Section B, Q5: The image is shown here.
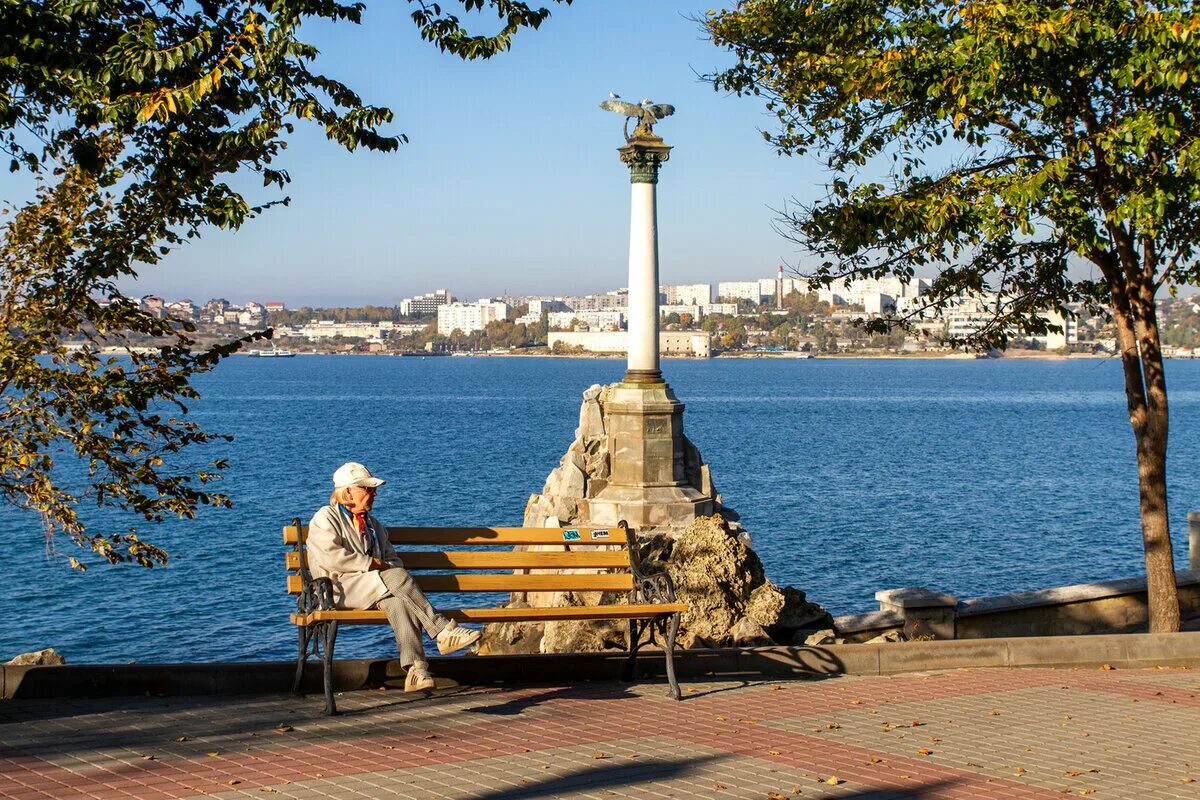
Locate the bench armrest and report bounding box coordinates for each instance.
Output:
[298,576,335,613]
[632,565,678,605]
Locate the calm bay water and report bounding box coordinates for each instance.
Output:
[3,355,1198,663]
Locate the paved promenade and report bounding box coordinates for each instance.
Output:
[1,666,1197,799]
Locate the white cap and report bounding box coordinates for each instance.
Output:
[332,462,386,489]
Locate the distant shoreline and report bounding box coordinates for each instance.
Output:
[241,349,1125,361]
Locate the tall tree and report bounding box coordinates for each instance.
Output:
[1,0,569,568]
[707,0,1200,630]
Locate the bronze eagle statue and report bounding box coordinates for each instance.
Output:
[600,98,675,139]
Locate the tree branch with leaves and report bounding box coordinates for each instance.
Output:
[707,0,1200,631]
[0,0,570,568]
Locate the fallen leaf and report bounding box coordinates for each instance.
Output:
[257,790,279,795]
[227,780,241,786]
[911,720,924,727]
[274,724,294,733]
[1065,771,1084,777]
[173,736,187,743]
[423,734,438,740]
[768,750,782,756]
[716,715,727,721]
[899,774,911,779]
[850,699,862,705]
[711,783,726,790]
[869,757,884,764]
[206,752,220,757]
[791,785,802,795]
[824,723,841,730]
[989,709,1000,716]
[824,776,843,785]
[1063,714,1071,720]
[772,685,782,691]
[917,748,932,756]
[1101,664,1114,671]
[768,793,788,800]
[593,753,609,759]
[1183,777,1195,783]
[740,719,759,725]
[382,744,394,750]
[1013,767,1026,777]
[1078,790,1095,796]
[140,755,155,761]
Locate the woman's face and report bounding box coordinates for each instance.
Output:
[343,485,377,514]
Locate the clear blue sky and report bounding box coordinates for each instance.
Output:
[103,1,831,307]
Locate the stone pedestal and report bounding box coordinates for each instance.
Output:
[587,380,711,528]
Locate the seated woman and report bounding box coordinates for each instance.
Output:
[306,461,480,692]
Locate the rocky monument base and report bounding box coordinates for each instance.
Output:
[478,384,831,655]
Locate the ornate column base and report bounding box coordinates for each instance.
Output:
[587,380,713,529]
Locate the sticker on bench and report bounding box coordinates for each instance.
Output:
[590,529,610,540]
[562,529,581,541]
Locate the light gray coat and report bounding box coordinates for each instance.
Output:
[306,504,404,610]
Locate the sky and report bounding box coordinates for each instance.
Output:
[91,2,837,307]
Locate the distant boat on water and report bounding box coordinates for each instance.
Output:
[246,345,296,358]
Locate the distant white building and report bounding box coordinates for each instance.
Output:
[547,309,624,332]
[400,289,452,317]
[660,304,705,320]
[717,281,764,303]
[300,321,391,340]
[549,330,712,358]
[662,283,712,305]
[437,300,509,336]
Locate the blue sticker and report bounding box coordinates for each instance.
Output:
[591,529,610,540]
[562,529,581,541]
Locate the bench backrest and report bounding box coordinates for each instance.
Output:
[284,521,638,597]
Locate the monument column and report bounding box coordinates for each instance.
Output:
[620,135,671,382]
[586,99,713,530]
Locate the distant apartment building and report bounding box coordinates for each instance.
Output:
[549,330,712,358]
[400,289,452,316]
[716,281,762,303]
[300,320,398,340]
[166,299,196,321]
[820,277,930,313]
[567,290,628,311]
[437,300,509,336]
[264,301,286,313]
[662,283,712,306]
[515,299,572,325]
[547,310,624,332]
[703,302,739,316]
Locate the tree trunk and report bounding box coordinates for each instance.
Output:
[1130,285,1180,633]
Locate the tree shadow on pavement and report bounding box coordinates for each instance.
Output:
[469,755,956,800]
[463,682,639,715]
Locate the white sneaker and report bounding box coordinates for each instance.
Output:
[404,665,436,693]
[435,622,481,655]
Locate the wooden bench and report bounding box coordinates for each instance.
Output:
[284,519,687,714]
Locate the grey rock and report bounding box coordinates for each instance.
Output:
[6,648,65,666]
[560,462,586,497]
[731,617,773,647]
[864,630,905,644]
[582,383,603,402]
[803,629,838,647]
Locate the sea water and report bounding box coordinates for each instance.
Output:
[3,355,1197,662]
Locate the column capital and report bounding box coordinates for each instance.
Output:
[618,134,672,184]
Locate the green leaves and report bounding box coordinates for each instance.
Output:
[0,0,570,568]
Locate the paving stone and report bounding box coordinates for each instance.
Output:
[1,669,1198,798]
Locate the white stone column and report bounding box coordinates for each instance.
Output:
[618,133,670,383]
[627,181,660,375]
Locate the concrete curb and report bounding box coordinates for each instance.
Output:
[5,632,1199,700]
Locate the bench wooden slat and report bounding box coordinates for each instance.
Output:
[287,573,633,595]
[283,524,624,546]
[292,602,687,626]
[286,550,632,572]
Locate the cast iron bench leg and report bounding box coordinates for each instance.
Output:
[322,621,340,716]
[292,626,312,696]
[622,618,644,682]
[663,612,681,700]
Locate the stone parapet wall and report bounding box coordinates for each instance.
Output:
[832,569,1200,642]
